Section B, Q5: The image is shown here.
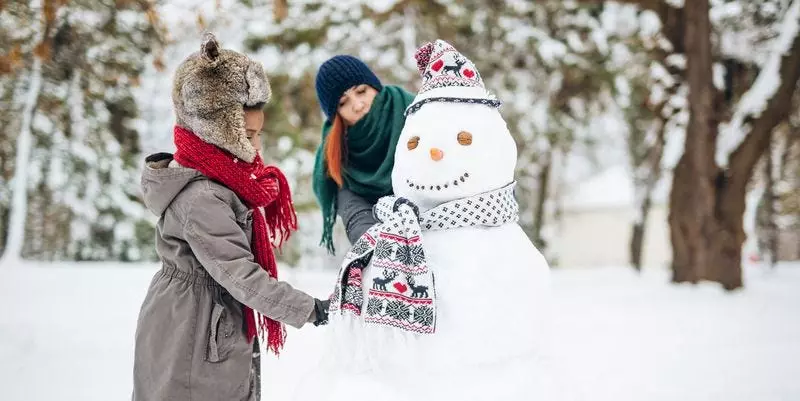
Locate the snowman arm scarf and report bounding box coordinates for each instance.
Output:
[329,197,436,334]
[328,183,519,335]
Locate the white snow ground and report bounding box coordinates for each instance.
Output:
[1,262,798,401]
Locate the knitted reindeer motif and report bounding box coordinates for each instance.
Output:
[442,55,468,77]
[407,276,429,298]
[372,270,399,291]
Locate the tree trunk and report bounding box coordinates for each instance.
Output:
[630,193,652,271]
[0,139,9,254]
[0,56,42,265]
[532,152,552,251]
[0,206,7,255]
[710,5,800,288]
[582,0,799,291]
[629,96,668,270]
[779,126,799,182]
[1,3,65,265]
[764,145,778,267]
[669,0,719,285]
[630,123,665,272]
[669,0,800,290]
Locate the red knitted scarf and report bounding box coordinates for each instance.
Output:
[173,125,297,355]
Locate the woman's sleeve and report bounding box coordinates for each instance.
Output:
[336,187,379,244]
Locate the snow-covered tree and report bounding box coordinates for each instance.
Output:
[1,0,166,263]
[670,0,800,289]
[579,2,677,271]
[755,98,800,264]
[240,0,623,263]
[0,0,58,264]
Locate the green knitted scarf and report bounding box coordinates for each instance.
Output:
[312,85,415,254]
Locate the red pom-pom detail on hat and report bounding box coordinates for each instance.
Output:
[415,42,435,75]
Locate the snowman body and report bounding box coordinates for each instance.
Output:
[294,40,560,401]
[388,100,554,398]
[296,103,556,401]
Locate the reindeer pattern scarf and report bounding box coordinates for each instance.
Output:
[328,183,519,334]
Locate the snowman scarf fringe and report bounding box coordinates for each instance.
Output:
[328,182,520,337]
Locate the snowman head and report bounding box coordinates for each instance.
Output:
[391,40,517,210]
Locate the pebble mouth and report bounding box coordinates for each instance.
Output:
[406,172,470,191]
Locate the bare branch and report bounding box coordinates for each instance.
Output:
[728,30,800,191]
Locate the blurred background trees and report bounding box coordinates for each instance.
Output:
[2,0,798,290]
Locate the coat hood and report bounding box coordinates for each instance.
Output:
[140,153,204,216]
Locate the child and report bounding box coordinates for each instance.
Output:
[132,33,328,401]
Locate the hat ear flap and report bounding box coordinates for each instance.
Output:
[245,61,271,107]
[201,32,220,63]
[220,107,257,163]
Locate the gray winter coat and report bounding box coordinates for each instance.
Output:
[133,154,316,401]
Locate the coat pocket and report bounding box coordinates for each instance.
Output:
[234,208,253,226]
[206,302,235,363]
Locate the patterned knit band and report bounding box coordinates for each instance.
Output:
[404,96,502,117]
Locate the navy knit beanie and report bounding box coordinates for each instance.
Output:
[315,55,383,122]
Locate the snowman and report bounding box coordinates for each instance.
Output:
[296,40,559,401]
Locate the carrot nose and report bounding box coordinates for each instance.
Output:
[430,148,444,161]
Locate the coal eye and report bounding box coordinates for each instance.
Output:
[407,136,420,150]
[457,131,472,145]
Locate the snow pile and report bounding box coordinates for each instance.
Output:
[1,262,798,401]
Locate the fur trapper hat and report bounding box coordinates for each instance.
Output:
[172,32,271,163]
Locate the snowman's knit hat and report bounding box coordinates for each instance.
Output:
[405,39,502,116]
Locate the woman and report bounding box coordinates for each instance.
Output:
[312,55,416,253]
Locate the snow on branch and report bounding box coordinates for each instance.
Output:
[716,0,800,167]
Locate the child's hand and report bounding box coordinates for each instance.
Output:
[312,298,330,326]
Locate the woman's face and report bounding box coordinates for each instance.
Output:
[337,84,378,126]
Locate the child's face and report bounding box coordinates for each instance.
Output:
[244,108,264,153]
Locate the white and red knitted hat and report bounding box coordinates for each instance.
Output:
[405,39,501,116]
